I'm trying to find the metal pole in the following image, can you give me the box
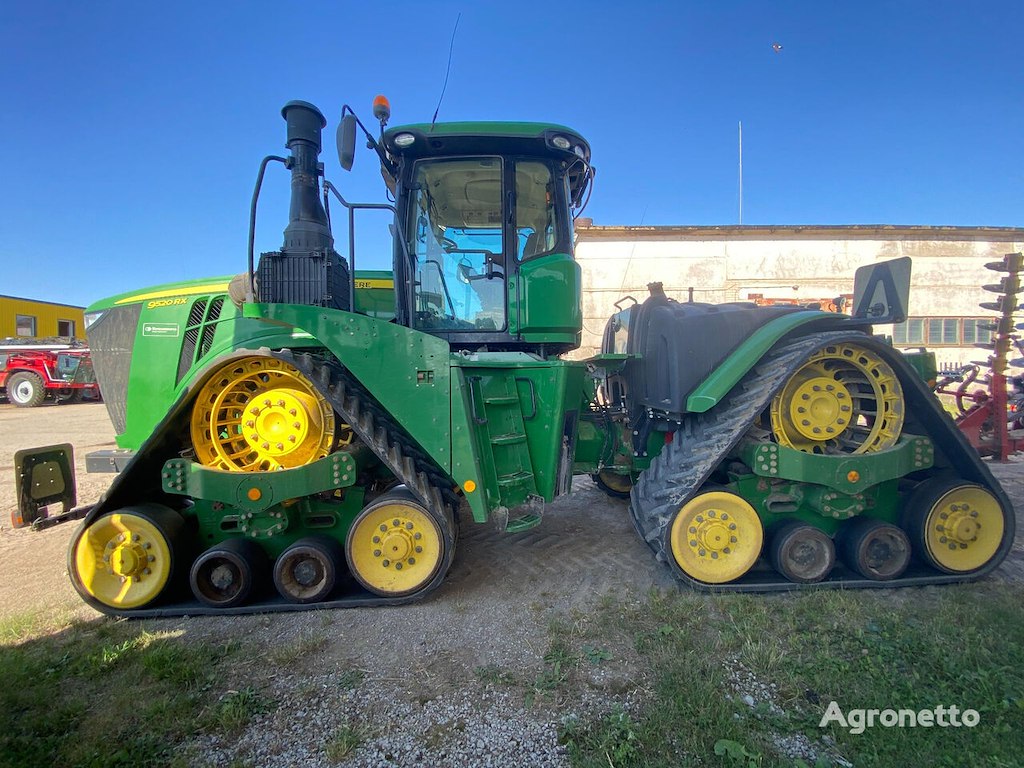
[738,121,743,225]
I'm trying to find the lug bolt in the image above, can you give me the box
[971,511,979,518]
[277,399,286,407]
[148,555,155,562]
[143,568,151,575]
[729,523,737,530]
[395,563,403,570]
[372,535,380,543]
[382,559,390,567]
[408,557,416,565]
[711,552,719,559]
[698,549,706,557]
[289,409,297,416]
[262,442,270,449]
[263,399,271,406]
[730,536,738,543]
[251,407,260,415]
[689,526,697,534]
[380,524,387,532]
[293,422,302,429]
[696,516,703,523]
[276,443,284,450]
[246,420,255,428]
[406,522,414,530]
[939,536,948,543]
[415,546,423,553]
[392,519,400,527]
[723,547,731,554]
[690,539,698,547]
[414,532,422,540]
[373,549,381,557]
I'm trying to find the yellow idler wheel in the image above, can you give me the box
[70,504,183,610]
[593,470,633,499]
[346,488,445,597]
[770,342,904,455]
[904,477,1006,574]
[668,490,764,584]
[190,356,335,472]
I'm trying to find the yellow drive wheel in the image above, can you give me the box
[190,356,336,472]
[668,490,764,584]
[770,342,904,455]
[70,505,183,610]
[346,489,446,597]
[904,477,1006,573]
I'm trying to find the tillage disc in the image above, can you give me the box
[904,478,1006,573]
[668,490,764,584]
[346,489,445,597]
[770,343,904,454]
[190,356,336,471]
[70,505,183,609]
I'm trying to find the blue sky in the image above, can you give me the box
[2,1,1022,307]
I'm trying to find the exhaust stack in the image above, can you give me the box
[280,101,333,256]
[254,101,350,310]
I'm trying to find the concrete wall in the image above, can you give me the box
[572,224,1024,368]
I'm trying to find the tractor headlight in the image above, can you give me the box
[393,133,416,148]
[551,135,572,150]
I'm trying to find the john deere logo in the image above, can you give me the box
[143,323,180,337]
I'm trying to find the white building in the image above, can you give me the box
[573,221,1024,370]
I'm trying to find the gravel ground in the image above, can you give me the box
[2,401,1023,767]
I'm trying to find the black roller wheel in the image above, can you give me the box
[273,536,345,604]
[769,520,836,583]
[190,538,269,608]
[837,517,910,580]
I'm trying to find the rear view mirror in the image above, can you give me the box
[337,114,357,171]
[852,257,911,324]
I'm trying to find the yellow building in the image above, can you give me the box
[0,295,86,341]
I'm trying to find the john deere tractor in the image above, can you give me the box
[41,99,1012,616]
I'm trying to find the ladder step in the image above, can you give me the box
[497,471,535,488]
[483,395,519,405]
[506,514,542,533]
[490,433,527,446]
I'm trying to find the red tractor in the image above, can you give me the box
[0,346,100,407]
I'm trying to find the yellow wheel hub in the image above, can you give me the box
[770,343,904,454]
[347,498,443,597]
[190,357,335,472]
[73,511,175,609]
[669,491,763,584]
[924,486,1004,572]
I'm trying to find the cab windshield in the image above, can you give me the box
[406,156,564,332]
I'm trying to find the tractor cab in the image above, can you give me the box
[376,123,593,355]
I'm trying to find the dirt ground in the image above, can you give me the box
[2,401,1023,766]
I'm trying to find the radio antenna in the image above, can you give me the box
[430,13,461,130]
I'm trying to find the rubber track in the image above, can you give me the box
[79,351,460,618]
[630,330,1016,592]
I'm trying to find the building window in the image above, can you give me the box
[962,319,993,345]
[892,318,925,345]
[57,319,75,337]
[15,315,36,337]
[892,317,992,347]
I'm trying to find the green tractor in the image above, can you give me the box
[47,99,1012,615]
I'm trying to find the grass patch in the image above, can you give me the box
[213,687,273,735]
[325,721,368,762]
[561,584,1024,768]
[0,613,249,768]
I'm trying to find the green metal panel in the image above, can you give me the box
[737,435,934,493]
[509,253,582,343]
[161,453,357,513]
[113,293,320,451]
[685,310,839,413]
[729,475,902,535]
[244,303,453,472]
